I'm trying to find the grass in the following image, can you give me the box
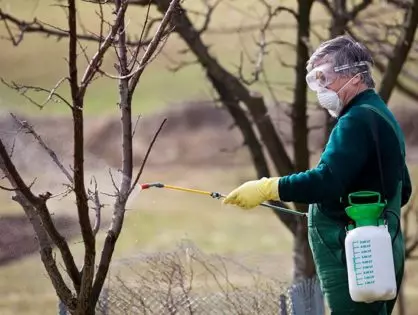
[0,159,417,314]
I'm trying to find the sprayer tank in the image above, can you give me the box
[345,224,397,303]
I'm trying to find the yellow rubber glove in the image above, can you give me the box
[223,177,281,210]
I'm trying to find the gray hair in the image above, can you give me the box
[307,35,375,88]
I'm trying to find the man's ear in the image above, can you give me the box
[352,73,362,85]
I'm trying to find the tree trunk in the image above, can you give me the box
[72,307,96,315]
[323,0,347,144]
[291,0,316,280]
[378,0,418,104]
[397,277,406,315]
[293,213,316,281]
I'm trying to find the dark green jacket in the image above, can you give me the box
[279,89,412,222]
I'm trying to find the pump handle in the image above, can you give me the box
[348,191,382,206]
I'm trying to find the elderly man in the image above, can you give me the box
[223,35,412,314]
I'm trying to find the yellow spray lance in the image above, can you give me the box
[140,182,307,217]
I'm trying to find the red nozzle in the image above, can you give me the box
[140,183,151,189]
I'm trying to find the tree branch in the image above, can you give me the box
[0,8,154,48]
[346,27,418,100]
[128,0,178,95]
[0,138,81,296]
[129,118,167,195]
[67,0,95,310]
[91,0,180,305]
[88,176,104,236]
[378,0,418,103]
[1,78,73,110]
[10,114,73,184]
[79,1,129,98]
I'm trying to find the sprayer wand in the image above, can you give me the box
[140,182,307,217]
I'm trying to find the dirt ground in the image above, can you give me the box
[0,101,417,265]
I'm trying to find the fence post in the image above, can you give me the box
[288,276,325,315]
[279,294,288,315]
[58,300,67,315]
[100,287,109,315]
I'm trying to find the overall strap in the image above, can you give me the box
[359,104,403,206]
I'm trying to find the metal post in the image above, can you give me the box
[58,300,68,315]
[289,277,325,315]
[279,294,288,315]
[101,287,109,315]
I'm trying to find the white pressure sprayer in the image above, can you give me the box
[344,191,397,303]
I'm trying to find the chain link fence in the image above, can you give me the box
[59,240,324,314]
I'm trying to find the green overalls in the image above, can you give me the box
[278,89,412,314]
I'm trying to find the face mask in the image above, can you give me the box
[316,74,362,118]
[317,88,341,117]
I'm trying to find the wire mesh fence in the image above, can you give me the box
[59,240,324,314]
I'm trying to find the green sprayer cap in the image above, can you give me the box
[345,191,386,227]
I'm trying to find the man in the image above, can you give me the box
[223,35,412,314]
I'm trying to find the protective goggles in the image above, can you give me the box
[305,61,369,92]
[305,63,335,92]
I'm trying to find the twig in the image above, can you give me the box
[129,118,167,195]
[10,114,74,184]
[0,183,17,191]
[0,8,155,47]
[79,1,129,97]
[132,114,142,138]
[109,168,120,195]
[0,138,81,293]
[128,0,180,94]
[88,176,104,236]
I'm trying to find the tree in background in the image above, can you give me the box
[0,0,179,313]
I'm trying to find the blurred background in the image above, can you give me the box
[0,0,417,314]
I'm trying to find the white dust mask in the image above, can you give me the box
[317,88,341,117]
[316,73,364,118]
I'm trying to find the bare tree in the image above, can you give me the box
[0,0,179,314]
